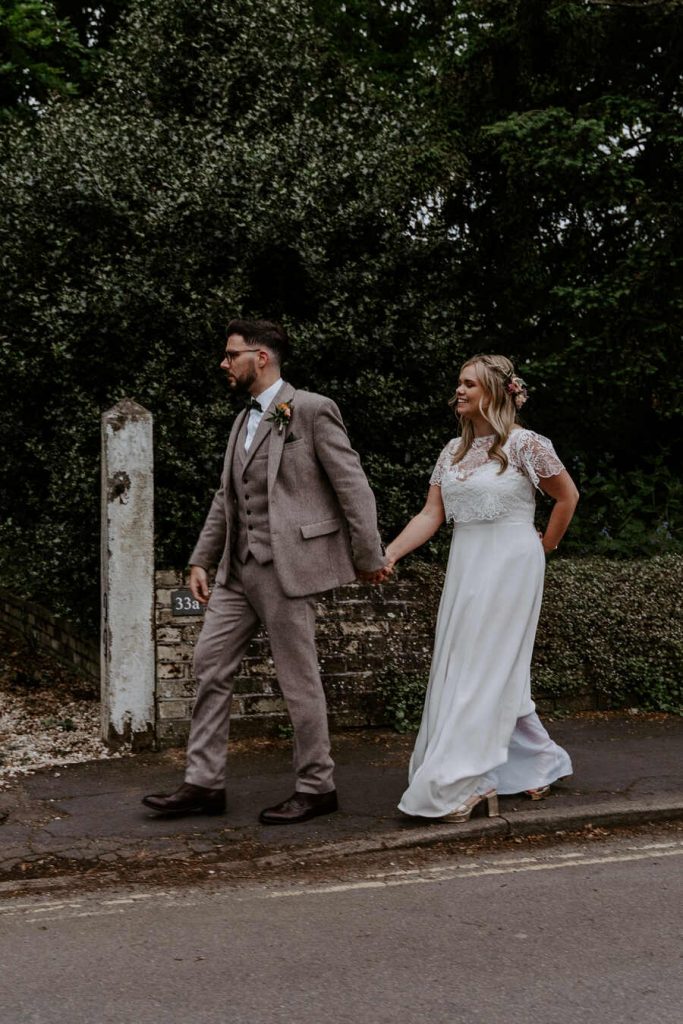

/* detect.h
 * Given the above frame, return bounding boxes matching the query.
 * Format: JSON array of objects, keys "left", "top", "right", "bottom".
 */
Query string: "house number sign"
[{"left": 171, "top": 589, "right": 205, "bottom": 616}]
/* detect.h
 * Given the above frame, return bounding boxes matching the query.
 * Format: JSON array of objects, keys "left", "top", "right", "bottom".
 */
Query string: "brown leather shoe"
[
  {"left": 259, "top": 790, "right": 338, "bottom": 825},
  {"left": 142, "top": 782, "right": 226, "bottom": 816}
]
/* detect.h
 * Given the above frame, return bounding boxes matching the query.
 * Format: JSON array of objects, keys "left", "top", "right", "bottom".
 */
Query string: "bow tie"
[{"left": 247, "top": 398, "right": 262, "bottom": 412}]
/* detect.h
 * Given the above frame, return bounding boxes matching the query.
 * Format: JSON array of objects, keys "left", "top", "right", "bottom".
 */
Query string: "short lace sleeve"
[
  {"left": 511, "top": 430, "right": 565, "bottom": 489},
  {"left": 430, "top": 439, "right": 460, "bottom": 486}
]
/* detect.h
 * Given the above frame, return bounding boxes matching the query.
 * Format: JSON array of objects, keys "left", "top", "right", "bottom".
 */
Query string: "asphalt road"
[{"left": 1, "top": 830, "right": 681, "bottom": 1024}]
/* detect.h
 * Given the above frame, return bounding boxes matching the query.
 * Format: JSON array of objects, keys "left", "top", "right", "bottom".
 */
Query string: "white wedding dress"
[{"left": 398, "top": 428, "right": 573, "bottom": 818}]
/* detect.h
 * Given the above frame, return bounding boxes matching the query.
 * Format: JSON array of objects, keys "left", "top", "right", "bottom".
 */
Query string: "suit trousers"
[{"left": 185, "top": 556, "right": 335, "bottom": 794}]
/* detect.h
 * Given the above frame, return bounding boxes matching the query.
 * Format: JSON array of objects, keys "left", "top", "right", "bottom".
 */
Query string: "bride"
[{"left": 381, "top": 354, "right": 579, "bottom": 822}]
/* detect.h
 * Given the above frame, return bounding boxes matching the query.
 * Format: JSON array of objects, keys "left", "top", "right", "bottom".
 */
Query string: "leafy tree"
[
  {"left": 0, "top": 0, "right": 130, "bottom": 121},
  {"left": 319, "top": 0, "right": 683, "bottom": 555},
  {"left": 1, "top": 0, "right": 681, "bottom": 631},
  {"left": 314, "top": 0, "right": 452, "bottom": 93},
  {"left": 428, "top": 0, "right": 683, "bottom": 552},
  {"left": 0, "top": 0, "right": 83, "bottom": 118},
  {"left": 0, "top": 0, "right": 455, "bottom": 627},
  {"left": 52, "top": 2, "right": 130, "bottom": 50}
]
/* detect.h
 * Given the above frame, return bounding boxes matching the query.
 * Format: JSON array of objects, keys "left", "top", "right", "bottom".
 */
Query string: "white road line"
[
  {"left": 627, "top": 841, "right": 681, "bottom": 851},
  {"left": 367, "top": 856, "right": 541, "bottom": 880},
  {"left": 0, "top": 893, "right": 168, "bottom": 919},
  {"left": 265, "top": 847, "right": 683, "bottom": 898},
  {"left": 24, "top": 904, "right": 82, "bottom": 914},
  {"left": 25, "top": 908, "right": 126, "bottom": 923},
  {"left": 100, "top": 895, "right": 158, "bottom": 905},
  {"left": 358, "top": 842, "right": 683, "bottom": 887},
  {"left": 2, "top": 842, "right": 682, "bottom": 921},
  {"left": 461, "top": 855, "right": 540, "bottom": 866}
]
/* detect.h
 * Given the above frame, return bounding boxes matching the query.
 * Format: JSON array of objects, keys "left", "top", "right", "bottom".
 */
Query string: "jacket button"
[{"left": 248, "top": 525, "right": 253, "bottom": 531}]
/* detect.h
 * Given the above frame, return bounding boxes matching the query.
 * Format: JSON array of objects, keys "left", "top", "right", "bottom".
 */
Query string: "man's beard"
[{"left": 229, "top": 367, "right": 257, "bottom": 395}]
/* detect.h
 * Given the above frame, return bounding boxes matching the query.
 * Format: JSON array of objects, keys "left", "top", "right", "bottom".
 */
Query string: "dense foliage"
[
  {"left": 535, "top": 553, "right": 683, "bottom": 713},
  {"left": 1, "top": 0, "right": 681, "bottom": 630},
  {"left": 0, "top": 1, "right": 130, "bottom": 121},
  {"left": 1, "top": 1, "right": 82, "bottom": 119}
]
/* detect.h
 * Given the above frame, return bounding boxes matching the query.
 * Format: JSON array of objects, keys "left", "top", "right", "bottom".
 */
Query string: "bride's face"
[{"left": 454, "top": 364, "right": 489, "bottom": 419}]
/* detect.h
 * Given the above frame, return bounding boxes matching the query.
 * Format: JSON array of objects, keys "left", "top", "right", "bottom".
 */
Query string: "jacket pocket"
[{"left": 300, "top": 517, "right": 341, "bottom": 540}]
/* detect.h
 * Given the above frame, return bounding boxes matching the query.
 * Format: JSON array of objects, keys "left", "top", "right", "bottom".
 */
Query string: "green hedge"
[
  {"left": 375, "top": 555, "right": 683, "bottom": 730},
  {"left": 535, "top": 554, "right": 682, "bottom": 714}
]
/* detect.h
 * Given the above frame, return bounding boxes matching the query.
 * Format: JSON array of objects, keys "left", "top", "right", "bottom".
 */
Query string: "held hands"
[
  {"left": 189, "top": 565, "right": 211, "bottom": 605},
  {"left": 355, "top": 567, "right": 386, "bottom": 585},
  {"left": 356, "top": 551, "right": 397, "bottom": 586},
  {"left": 375, "top": 554, "right": 396, "bottom": 583}
]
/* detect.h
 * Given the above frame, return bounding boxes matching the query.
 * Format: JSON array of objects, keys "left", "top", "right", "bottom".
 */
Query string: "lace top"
[{"left": 430, "top": 429, "right": 564, "bottom": 525}]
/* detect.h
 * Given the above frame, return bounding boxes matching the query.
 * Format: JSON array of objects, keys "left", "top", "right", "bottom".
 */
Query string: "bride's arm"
[
  {"left": 381, "top": 485, "right": 446, "bottom": 577},
  {"left": 538, "top": 470, "right": 579, "bottom": 554}
]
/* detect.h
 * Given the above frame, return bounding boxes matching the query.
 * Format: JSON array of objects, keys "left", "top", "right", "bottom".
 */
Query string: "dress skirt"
[{"left": 398, "top": 516, "right": 572, "bottom": 818}]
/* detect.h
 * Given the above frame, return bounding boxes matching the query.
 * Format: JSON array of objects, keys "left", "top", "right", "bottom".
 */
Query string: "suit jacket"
[{"left": 189, "top": 381, "right": 384, "bottom": 597}]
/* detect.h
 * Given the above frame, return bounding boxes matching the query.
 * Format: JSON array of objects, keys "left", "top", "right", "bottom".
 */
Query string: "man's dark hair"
[{"left": 226, "top": 318, "right": 290, "bottom": 365}]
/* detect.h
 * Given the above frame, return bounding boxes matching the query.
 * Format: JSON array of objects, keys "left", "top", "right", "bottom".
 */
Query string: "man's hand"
[
  {"left": 189, "top": 565, "right": 211, "bottom": 605},
  {"left": 356, "top": 559, "right": 395, "bottom": 585},
  {"left": 356, "top": 567, "right": 384, "bottom": 585},
  {"left": 376, "top": 561, "right": 395, "bottom": 583},
  {"left": 374, "top": 553, "right": 396, "bottom": 584}
]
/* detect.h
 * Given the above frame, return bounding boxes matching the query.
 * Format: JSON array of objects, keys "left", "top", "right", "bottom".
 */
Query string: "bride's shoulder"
[
  {"left": 435, "top": 436, "right": 461, "bottom": 457},
  {"left": 508, "top": 427, "right": 554, "bottom": 449}
]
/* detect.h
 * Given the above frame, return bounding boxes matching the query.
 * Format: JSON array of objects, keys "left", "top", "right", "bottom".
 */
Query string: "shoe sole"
[
  {"left": 259, "top": 807, "right": 338, "bottom": 825},
  {"left": 141, "top": 800, "right": 226, "bottom": 816},
  {"left": 524, "top": 786, "right": 551, "bottom": 801}
]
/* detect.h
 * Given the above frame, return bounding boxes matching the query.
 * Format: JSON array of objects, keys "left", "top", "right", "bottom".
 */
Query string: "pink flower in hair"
[{"left": 505, "top": 375, "right": 529, "bottom": 410}]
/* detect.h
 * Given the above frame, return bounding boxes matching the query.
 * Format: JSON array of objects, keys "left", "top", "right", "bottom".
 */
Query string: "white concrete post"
[{"left": 101, "top": 399, "right": 155, "bottom": 749}]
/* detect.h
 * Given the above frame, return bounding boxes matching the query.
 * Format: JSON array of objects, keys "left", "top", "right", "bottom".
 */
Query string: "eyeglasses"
[{"left": 223, "top": 348, "right": 259, "bottom": 364}]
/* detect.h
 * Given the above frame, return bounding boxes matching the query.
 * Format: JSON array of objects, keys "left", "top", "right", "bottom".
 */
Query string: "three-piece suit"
[{"left": 185, "top": 381, "right": 384, "bottom": 793}]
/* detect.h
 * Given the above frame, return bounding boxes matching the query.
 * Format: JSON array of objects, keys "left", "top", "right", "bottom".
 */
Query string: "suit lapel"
[
  {"left": 267, "top": 382, "right": 295, "bottom": 497},
  {"left": 225, "top": 408, "right": 249, "bottom": 493}
]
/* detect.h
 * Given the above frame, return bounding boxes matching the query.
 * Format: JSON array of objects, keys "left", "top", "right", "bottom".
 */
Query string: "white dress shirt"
[{"left": 245, "top": 377, "right": 283, "bottom": 451}]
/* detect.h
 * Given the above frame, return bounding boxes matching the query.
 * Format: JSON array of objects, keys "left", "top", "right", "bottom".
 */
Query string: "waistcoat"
[{"left": 231, "top": 422, "right": 273, "bottom": 564}]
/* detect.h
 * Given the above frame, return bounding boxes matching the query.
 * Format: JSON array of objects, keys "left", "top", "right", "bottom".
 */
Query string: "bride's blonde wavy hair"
[{"left": 449, "top": 354, "right": 522, "bottom": 473}]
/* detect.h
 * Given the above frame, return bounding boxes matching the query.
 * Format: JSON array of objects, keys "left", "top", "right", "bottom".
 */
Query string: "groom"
[{"left": 143, "top": 319, "right": 385, "bottom": 823}]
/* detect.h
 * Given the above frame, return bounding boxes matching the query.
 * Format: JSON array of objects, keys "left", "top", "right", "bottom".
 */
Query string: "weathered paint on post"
[{"left": 101, "top": 399, "right": 155, "bottom": 749}]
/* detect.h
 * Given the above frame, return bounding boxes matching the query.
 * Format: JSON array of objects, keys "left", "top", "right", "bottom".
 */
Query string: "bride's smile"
[{"left": 454, "top": 369, "right": 490, "bottom": 432}]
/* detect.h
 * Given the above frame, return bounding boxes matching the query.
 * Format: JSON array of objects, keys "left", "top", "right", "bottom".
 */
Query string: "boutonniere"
[{"left": 267, "top": 401, "right": 294, "bottom": 434}]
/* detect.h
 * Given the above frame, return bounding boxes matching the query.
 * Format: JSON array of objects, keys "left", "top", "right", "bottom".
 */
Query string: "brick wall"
[
  {"left": 154, "top": 569, "right": 440, "bottom": 745},
  {"left": 1, "top": 566, "right": 605, "bottom": 749},
  {"left": 154, "top": 562, "right": 613, "bottom": 745},
  {"left": 0, "top": 588, "right": 99, "bottom": 683}
]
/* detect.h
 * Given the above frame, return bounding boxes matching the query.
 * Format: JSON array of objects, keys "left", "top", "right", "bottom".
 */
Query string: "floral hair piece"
[{"left": 505, "top": 374, "right": 529, "bottom": 410}]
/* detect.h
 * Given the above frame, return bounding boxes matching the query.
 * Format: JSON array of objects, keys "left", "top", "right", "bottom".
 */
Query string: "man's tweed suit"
[{"left": 185, "top": 381, "right": 384, "bottom": 793}]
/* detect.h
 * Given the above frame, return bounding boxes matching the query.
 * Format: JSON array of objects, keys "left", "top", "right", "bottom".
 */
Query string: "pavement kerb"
[
  {"left": 2, "top": 795, "right": 682, "bottom": 900},
  {"left": 502, "top": 795, "right": 683, "bottom": 838},
  {"left": 250, "top": 796, "right": 683, "bottom": 868}
]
